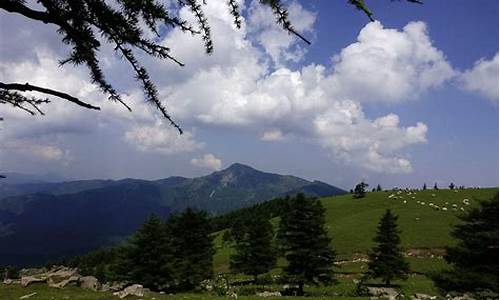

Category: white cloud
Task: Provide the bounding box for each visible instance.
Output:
[124,121,202,155]
[460,53,499,102]
[313,101,427,173]
[1,139,73,165]
[191,153,222,171]
[327,21,456,103]
[261,129,285,141]
[247,0,316,66]
[1,1,462,175]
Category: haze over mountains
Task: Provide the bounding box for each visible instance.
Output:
[0,163,346,266]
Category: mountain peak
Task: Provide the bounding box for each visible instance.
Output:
[226,163,256,172]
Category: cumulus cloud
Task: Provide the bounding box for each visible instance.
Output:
[1,1,461,175]
[327,21,456,103]
[460,53,499,102]
[247,0,316,66]
[191,153,222,171]
[124,121,202,155]
[313,102,427,173]
[2,139,73,165]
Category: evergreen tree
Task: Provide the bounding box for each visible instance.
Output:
[118,214,174,291]
[423,183,427,190]
[168,208,215,291]
[434,182,439,190]
[449,182,455,190]
[367,209,409,286]
[376,184,382,192]
[278,193,336,295]
[432,195,498,294]
[230,214,277,282]
[354,182,369,198]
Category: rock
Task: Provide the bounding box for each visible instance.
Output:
[101,281,125,292]
[368,287,399,300]
[80,276,100,291]
[19,292,37,299]
[113,284,144,298]
[46,267,80,288]
[257,291,281,297]
[20,275,46,287]
[413,293,437,300]
[3,279,13,284]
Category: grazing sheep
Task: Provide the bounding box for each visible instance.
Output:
[442,207,448,211]
[432,194,436,197]
[460,207,465,211]
[403,200,407,204]
[452,204,458,208]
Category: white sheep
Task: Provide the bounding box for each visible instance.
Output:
[442,207,448,211]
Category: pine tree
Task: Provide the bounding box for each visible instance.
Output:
[434,182,439,190]
[367,209,409,286]
[118,214,174,291]
[449,182,455,190]
[230,213,277,282]
[168,208,215,291]
[376,184,382,192]
[432,195,498,294]
[423,183,427,190]
[278,193,336,295]
[354,182,369,198]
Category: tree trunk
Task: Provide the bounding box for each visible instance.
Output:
[298,281,304,296]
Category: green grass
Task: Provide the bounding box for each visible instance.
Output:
[1,188,496,299]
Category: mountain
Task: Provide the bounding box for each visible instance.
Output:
[0,163,346,266]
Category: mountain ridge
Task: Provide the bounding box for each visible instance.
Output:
[0,163,346,266]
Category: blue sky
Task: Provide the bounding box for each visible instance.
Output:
[0,0,498,190]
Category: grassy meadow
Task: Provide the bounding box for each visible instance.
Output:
[1,188,497,299]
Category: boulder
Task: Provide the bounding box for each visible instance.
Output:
[101,281,125,292]
[80,276,100,291]
[46,267,80,288]
[20,275,47,287]
[413,293,437,300]
[368,287,399,300]
[113,284,144,298]
[257,291,282,297]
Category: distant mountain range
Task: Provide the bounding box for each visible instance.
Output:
[0,163,346,266]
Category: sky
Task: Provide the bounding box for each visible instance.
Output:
[0,0,498,190]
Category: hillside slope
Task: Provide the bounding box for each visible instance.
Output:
[213,188,498,273]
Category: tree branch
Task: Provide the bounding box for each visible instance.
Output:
[0,82,100,111]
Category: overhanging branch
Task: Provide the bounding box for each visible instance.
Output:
[0,82,101,111]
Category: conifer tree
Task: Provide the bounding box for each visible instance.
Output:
[449,182,455,190]
[168,208,215,291]
[278,193,336,295]
[118,214,174,290]
[354,182,369,198]
[230,214,277,282]
[367,209,409,286]
[423,183,427,190]
[434,182,439,190]
[432,195,499,293]
[376,184,382,192]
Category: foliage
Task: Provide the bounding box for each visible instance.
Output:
[431,195,499,293]
[353,182,369,199]
[367,209,410,286]
[229,213,277,281]
[278,193,336,295]
[116,214,174,290]
[168,208,215,291]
